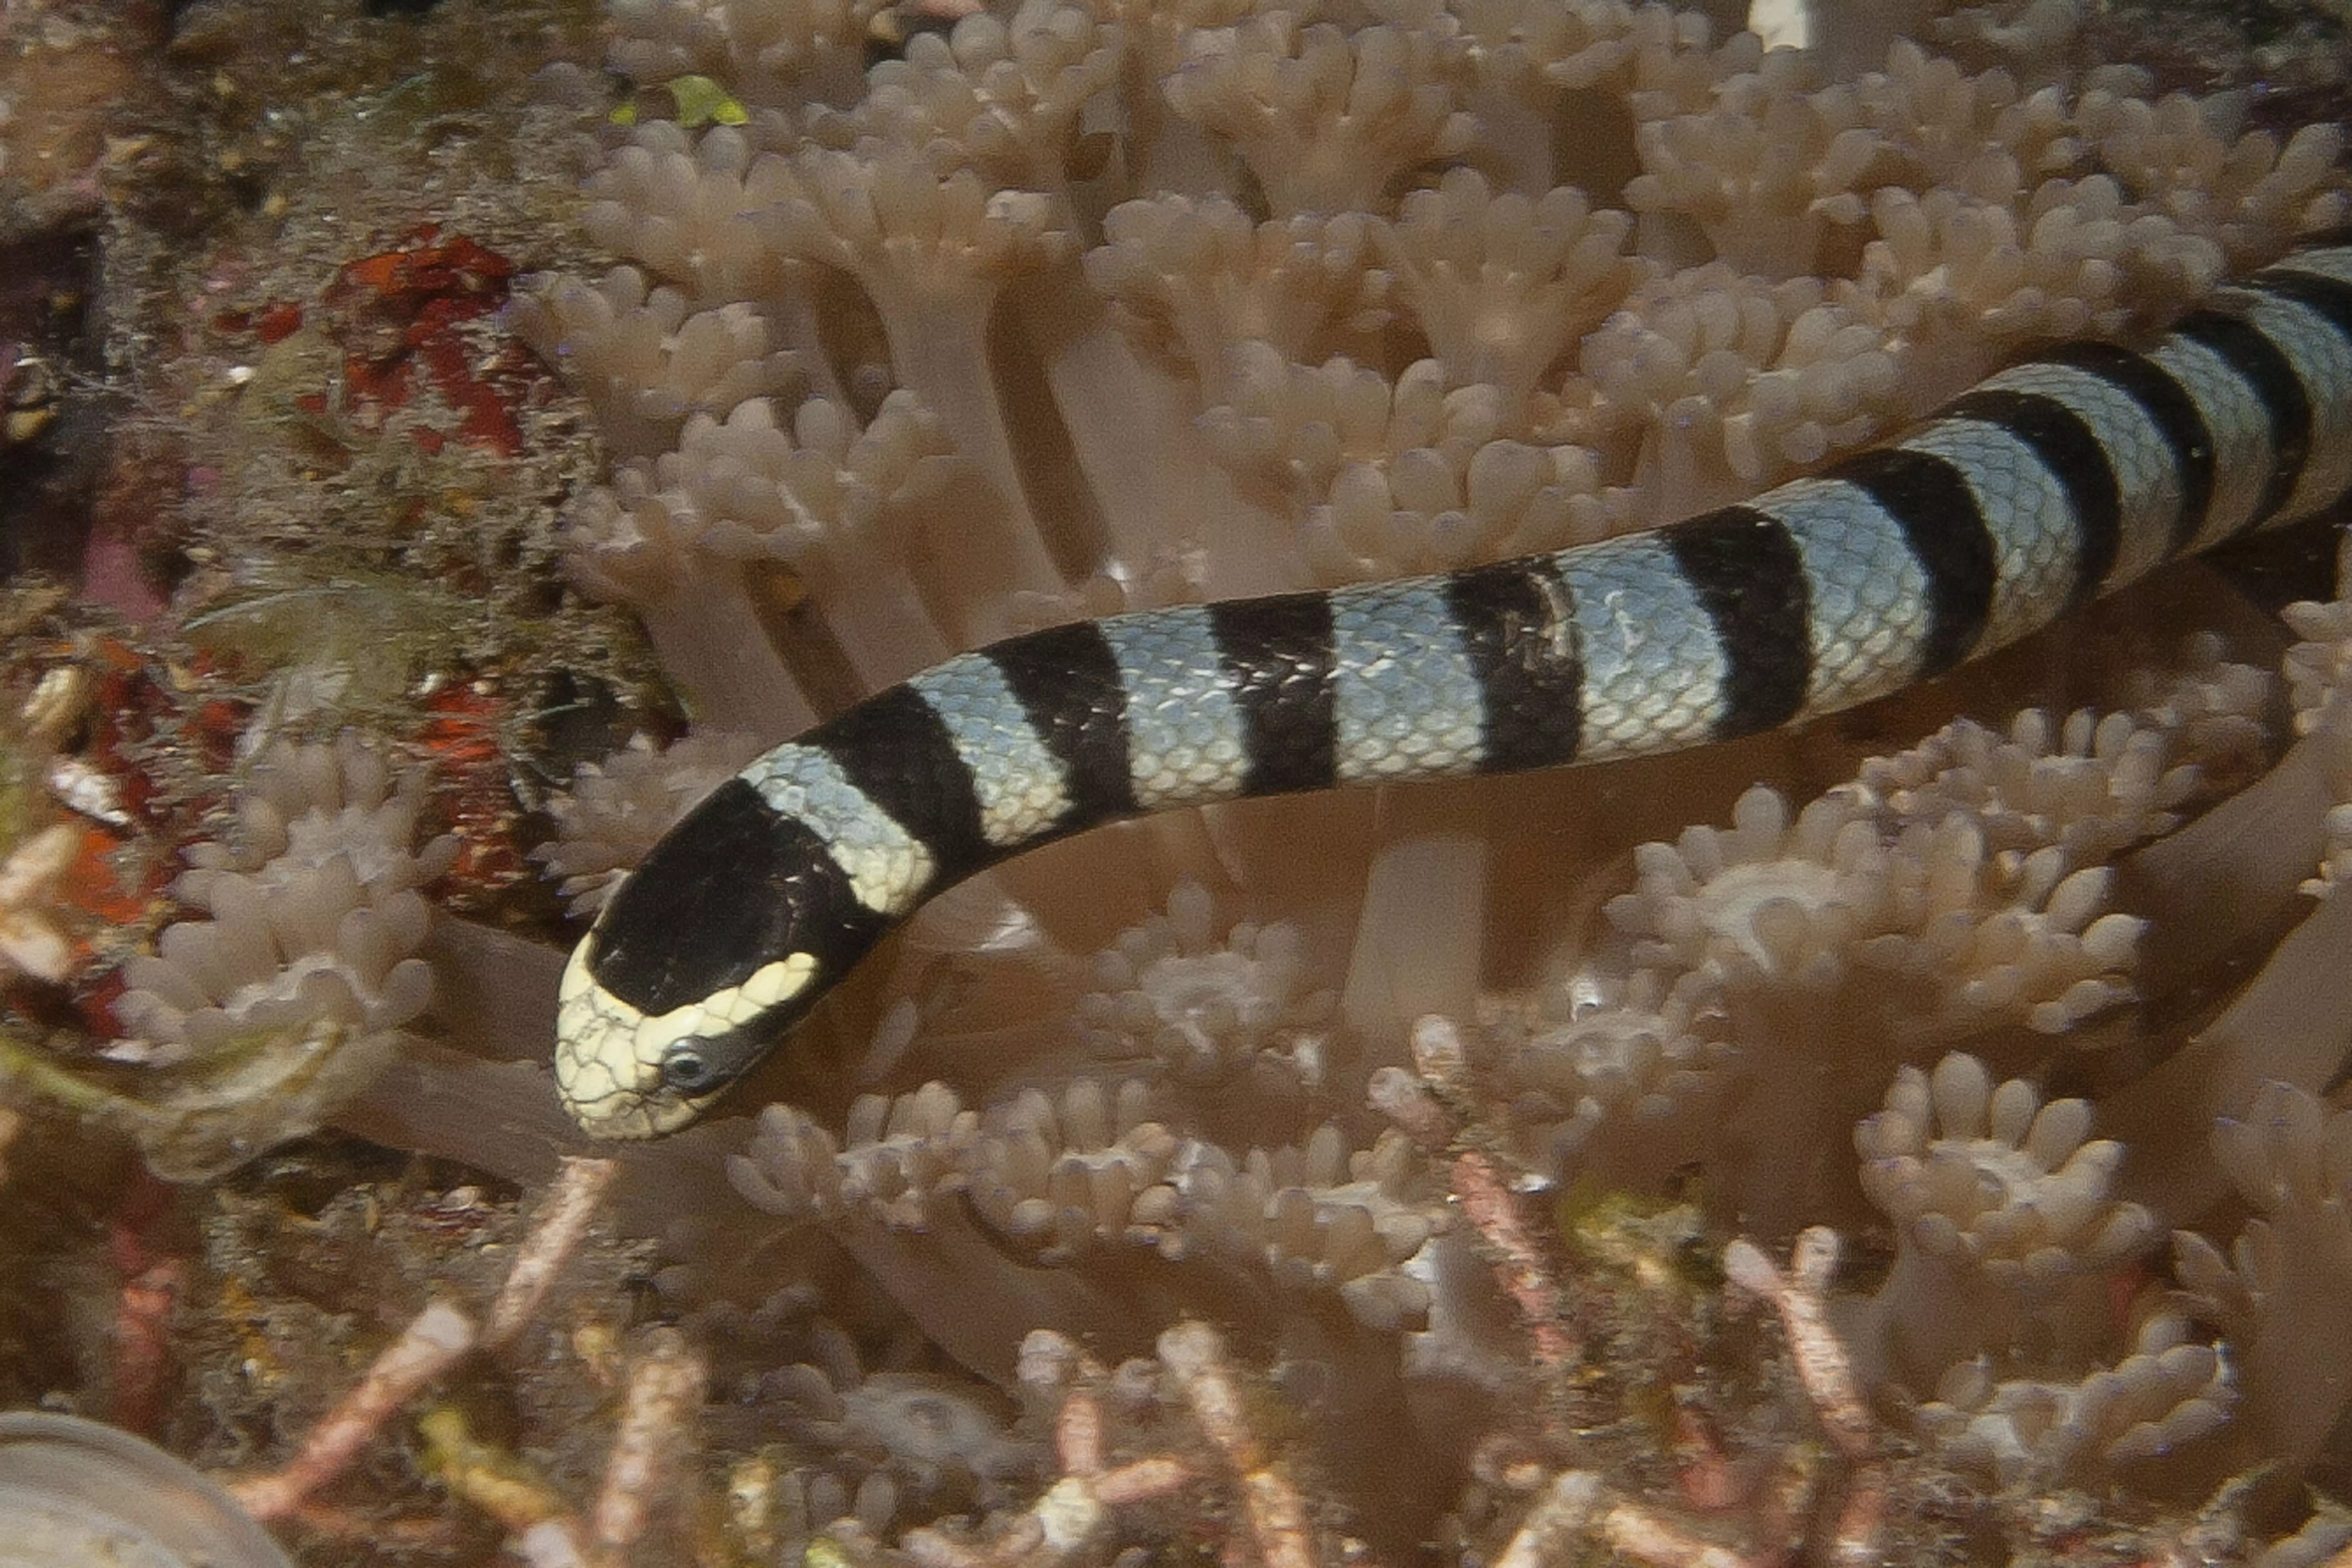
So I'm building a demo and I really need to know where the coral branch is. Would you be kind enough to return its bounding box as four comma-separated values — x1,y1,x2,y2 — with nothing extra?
1492,1469,1788,1568
1490,1470,1604,1568
1158,1321,1323,1568
230,1300,479,1523
1722,1229,1874,1463
487,1156,619,1348
1383,1017,1585,1397
590,1332,708,1561
1723,1230,1886,1565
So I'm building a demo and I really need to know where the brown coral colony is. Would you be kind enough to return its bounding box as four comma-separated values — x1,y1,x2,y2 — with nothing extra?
8,0,2352,1563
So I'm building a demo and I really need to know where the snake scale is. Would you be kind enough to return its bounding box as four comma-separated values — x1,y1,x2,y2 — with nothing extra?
555,233,2352,1140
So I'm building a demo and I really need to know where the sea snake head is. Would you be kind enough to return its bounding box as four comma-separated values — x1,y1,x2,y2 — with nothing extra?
554,938,814,1139
553,772,896,1139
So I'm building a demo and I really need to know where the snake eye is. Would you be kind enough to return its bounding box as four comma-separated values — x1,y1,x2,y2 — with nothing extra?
661,1048,717,1092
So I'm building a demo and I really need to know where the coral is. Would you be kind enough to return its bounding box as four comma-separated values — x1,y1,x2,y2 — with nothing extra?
727,1078,980,1229
1834,705,2208,872
29,0,2352,1560
1200,349,1615,577
1375,169,1643,412
2282,539,2352,737
859,3,1125,193
1853,1053,2159,1387
730,1073,1445,1331
0,819,76,985
114,737,449,1057
2256,1510,2352,1568
762,1325,1044,1531
509,0,2352,1521
576,121,804,308
2080,100,2347,270
1604,784,2143,1035
1912,1310,2236,1489
1084,196,1387,385
963,1078,1204,1262
536,0,2351,657
1071,876,1337,1090
101,736,457,1179
1559,263,1900,525
1160,13,1476,220
1487,966,1727,1182
607,0,882,113
2171,1081,2352,1468
539,729,771,916
559,386,964,729
509,266,804,463
1433,661,2278,1237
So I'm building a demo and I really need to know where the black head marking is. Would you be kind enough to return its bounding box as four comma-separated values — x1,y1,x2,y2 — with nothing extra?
589,778,890,1024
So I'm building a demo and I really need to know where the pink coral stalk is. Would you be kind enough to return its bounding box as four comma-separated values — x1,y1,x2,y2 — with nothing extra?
230,1300,480,1523
1159,1321,1323,1568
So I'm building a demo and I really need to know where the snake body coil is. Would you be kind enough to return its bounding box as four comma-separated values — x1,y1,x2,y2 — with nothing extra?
556,237,2352,1140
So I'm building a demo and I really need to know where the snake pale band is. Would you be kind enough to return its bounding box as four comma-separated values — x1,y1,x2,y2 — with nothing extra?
556,237,2352,1140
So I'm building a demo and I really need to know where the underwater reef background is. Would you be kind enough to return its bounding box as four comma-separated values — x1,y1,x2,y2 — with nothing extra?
5,0,2352,1563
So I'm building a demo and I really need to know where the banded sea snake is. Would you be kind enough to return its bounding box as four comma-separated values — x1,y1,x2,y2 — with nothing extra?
555,233,2352,1141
